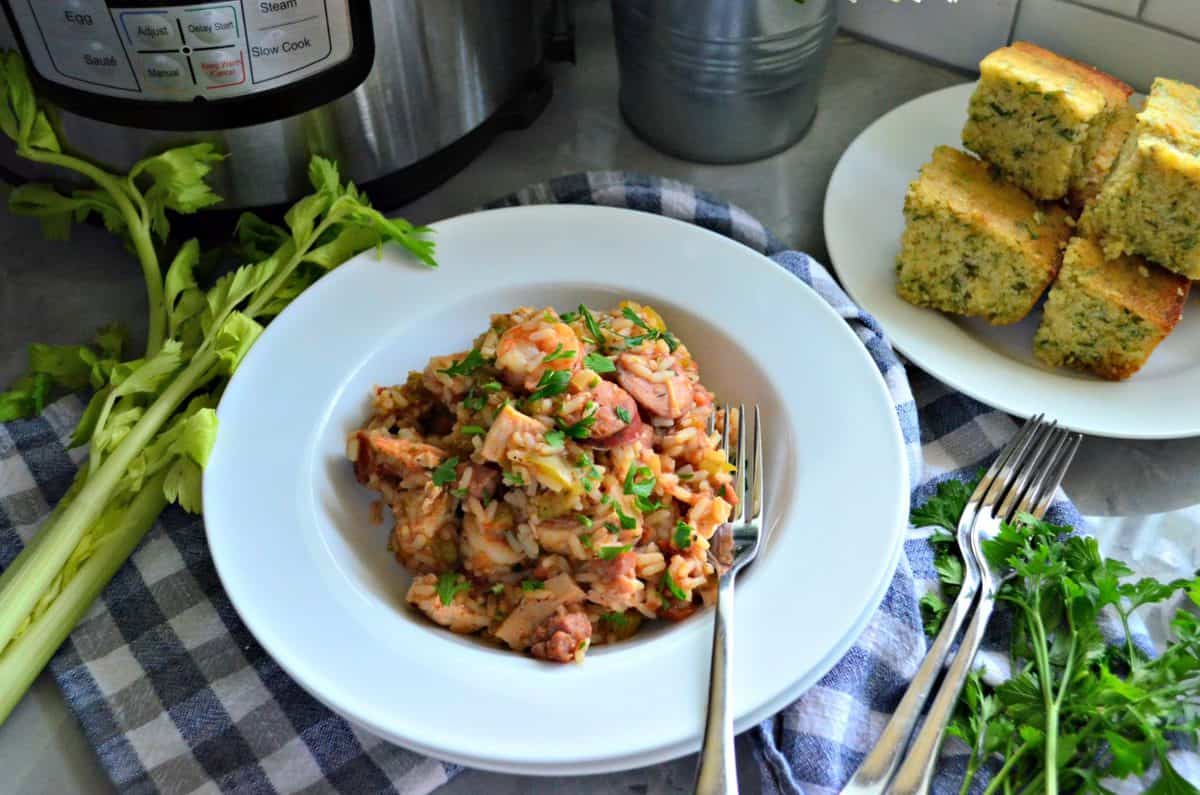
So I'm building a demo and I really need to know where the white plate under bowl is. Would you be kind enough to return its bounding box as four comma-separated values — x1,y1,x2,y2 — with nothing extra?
825,82,1200,440
203,205,910,775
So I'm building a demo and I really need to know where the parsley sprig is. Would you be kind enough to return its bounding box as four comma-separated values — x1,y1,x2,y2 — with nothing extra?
621,307,679,352
438,349,486,378
435,573,470,606
431,456,459,487
526,368,571,402
916,476,1200,793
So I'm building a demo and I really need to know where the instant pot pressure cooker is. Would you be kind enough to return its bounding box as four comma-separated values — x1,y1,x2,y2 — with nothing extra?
0,0,564,211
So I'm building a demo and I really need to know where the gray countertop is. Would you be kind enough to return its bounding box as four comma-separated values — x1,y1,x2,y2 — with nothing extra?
2,2,1198,794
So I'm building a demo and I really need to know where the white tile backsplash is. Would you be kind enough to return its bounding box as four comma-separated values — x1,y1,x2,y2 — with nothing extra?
1012,0,1200,90
1069,0,1142,17
838,0,1200,90
1141,0,1200,41
837,0,1019,71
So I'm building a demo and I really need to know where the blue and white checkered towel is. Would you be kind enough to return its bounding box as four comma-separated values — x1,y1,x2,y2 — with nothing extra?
0,172,1080,794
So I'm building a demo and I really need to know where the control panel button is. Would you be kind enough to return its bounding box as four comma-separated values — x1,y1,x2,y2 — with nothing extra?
182,8,240,46
121,12,181,50
139,54,191,90
81,41,122,76
194,49,246,88
54,0,106,39
246,0,317,26
247,15,330,83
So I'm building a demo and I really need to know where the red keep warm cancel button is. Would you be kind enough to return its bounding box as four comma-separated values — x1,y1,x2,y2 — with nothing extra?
195,50,246,88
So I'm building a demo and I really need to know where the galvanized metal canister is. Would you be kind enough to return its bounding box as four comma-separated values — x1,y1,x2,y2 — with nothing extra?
611,0,837,163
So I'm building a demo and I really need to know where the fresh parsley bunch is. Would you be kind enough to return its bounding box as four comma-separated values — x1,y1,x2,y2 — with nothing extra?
915,478,1200,794
0,53,436,723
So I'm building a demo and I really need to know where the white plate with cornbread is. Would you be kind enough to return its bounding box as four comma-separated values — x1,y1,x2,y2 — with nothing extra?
825,42,1200,440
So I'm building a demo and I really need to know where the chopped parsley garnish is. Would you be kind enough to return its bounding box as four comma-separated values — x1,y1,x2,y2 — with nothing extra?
558,309,579,323
526,368,572,402
450,487,469,499
584,352,616,373
677,471,694,480
521,579,545,592
598,544,632,560
613,502,638,530
614,406,632,424
635,496,663,512
576,453,592,468
490,583,505,594
579,533,593,549
621,307,680,352
463,389,486,412
431,456,459,487
601,611,631,630
502,470,525,487
436,573,470,605
481,380,503,392
674,521,694,549
624,465,655,498
663,570,687,601
542,343,576,363
604,522,620,534
438,349,486,377
557,402,597,440
544,429,565,449
461,424,485,436
577,515,593,528
579,304,606,348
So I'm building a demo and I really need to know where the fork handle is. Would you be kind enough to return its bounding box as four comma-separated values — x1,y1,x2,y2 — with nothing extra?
694,573,738,795
840,579,980,795
890,589,998,795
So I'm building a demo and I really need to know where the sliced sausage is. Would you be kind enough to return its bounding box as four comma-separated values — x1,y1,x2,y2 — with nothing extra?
529,608,592,663
616,354,695,419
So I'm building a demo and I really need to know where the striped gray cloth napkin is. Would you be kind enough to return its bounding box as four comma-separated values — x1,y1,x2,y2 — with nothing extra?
0,172,1080,793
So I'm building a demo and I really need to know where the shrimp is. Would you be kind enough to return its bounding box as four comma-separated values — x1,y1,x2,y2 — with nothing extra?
495,311,583,392
461,503,529,578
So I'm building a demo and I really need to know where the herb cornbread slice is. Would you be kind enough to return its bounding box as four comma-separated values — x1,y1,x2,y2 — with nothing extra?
1080,78,1200,279
1034,237,1189,380
963,42,1133,201
896,146,1073,325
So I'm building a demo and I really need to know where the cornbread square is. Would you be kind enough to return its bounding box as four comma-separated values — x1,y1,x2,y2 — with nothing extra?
1080,78,1200,278
896,146,1073,325
963,42,1133,201
1034,237,1190,380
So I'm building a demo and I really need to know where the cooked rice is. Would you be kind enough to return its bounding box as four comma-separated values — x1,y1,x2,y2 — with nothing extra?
348,302,734,663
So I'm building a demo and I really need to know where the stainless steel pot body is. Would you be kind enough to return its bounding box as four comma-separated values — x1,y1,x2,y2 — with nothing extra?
0,0,546,208
611,0,837,164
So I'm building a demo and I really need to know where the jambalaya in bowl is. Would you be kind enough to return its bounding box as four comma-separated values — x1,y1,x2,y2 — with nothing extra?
347,302,736,663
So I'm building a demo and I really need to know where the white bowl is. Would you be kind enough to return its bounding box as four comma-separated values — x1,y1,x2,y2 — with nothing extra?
204,205,910,774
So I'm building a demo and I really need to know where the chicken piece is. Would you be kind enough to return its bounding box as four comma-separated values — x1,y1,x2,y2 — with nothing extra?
584,551,643,613
480,403,546,463
461,503,529,578
529,607,592,663
495,313,583,392
389,487,458,573
455,461,500,501
616,354,695,419
407,573,490,633
350,431,445,485
493,573,586,650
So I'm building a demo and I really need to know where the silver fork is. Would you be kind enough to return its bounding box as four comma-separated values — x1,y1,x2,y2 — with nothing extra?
841,415,1048,794
889,419,1082,795
693,404,764,795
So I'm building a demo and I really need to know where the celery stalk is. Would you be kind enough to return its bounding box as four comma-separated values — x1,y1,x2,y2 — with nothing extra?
0,471,167,724
0,352,214,651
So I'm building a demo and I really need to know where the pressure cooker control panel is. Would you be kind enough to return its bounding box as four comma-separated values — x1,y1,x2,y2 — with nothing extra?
0,0,373,129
